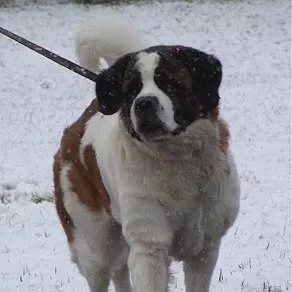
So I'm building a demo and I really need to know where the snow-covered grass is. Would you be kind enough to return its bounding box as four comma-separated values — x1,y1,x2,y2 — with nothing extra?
0,0,291,291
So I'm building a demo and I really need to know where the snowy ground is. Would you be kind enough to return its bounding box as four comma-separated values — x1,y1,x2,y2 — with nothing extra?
0,0,291,291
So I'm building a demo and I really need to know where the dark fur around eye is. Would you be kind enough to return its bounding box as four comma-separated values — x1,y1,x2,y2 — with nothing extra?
154,69,180,94
154,67,199,127
124,73,143,98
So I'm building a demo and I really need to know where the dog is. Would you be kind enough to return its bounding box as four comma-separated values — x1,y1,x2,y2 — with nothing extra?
53,17,240,292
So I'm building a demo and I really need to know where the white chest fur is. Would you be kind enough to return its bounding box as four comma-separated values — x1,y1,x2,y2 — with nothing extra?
81,113,240,259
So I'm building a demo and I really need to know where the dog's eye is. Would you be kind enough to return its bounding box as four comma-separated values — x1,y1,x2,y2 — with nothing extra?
125,75,142,97
154,69,181,95
154,70,173,84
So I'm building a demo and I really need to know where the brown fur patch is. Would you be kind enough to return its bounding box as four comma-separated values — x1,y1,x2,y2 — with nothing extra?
53,98,110,243
208,107,230,156
218,118,230,156
53,151,74,243
68,145,110,212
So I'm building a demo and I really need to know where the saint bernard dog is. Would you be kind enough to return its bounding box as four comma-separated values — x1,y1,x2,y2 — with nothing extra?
53,17,240,292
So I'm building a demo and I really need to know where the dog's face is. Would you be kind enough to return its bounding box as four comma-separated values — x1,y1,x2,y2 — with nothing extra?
95,45,222,141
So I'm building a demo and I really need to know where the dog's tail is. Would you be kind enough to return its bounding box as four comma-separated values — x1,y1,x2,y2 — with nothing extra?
75,17,149,74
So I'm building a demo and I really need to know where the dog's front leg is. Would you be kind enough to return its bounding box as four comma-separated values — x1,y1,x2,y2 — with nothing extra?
183,239,221,292
121,194,173,292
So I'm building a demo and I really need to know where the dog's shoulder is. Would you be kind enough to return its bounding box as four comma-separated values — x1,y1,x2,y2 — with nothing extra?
58,98,99,162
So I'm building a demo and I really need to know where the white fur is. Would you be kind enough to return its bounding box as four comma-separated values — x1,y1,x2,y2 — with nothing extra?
61,19,240,292
130,52,179,136
75,16,149,73
79,113,240,292
60,163,131,292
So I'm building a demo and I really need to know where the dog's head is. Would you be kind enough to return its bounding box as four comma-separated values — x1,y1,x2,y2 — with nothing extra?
95,45,222,141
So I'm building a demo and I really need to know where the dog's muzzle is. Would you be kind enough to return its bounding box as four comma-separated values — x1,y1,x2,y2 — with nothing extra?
133,96,167,138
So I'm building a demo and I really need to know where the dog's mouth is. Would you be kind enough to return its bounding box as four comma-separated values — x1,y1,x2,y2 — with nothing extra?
131,109,187,142
135,122,186,142
136,121,167,140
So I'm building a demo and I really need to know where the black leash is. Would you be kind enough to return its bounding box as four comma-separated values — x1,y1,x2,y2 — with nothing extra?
0,26,99,82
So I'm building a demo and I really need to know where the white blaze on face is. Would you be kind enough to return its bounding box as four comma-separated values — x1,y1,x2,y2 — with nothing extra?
130,51,178,133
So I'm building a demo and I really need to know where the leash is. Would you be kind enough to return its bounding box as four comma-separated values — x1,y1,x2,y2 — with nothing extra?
0,26,98,82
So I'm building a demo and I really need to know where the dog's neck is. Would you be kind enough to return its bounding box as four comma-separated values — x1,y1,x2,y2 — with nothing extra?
119,117,225,164
117,116,230,195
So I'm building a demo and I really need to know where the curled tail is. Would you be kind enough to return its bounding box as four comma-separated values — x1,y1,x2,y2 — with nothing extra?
75,16,149,73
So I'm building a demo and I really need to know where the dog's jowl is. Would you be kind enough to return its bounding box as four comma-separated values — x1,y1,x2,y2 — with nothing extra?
54,17,240,292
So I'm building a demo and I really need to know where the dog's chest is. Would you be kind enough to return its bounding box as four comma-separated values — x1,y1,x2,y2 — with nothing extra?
84,116,237,259
127,158,213,255
126,151,207,200
125,156,232,259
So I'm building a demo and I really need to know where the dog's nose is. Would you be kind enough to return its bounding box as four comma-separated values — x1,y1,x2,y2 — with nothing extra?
134,96,159,116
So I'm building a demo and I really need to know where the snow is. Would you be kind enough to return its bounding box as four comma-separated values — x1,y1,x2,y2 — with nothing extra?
0,0,291,291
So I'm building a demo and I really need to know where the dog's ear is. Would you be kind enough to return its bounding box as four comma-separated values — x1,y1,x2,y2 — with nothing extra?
176,46,222,110
95,55,131,115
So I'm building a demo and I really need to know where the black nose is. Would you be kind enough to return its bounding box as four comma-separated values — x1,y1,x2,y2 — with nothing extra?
134,96,159,116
